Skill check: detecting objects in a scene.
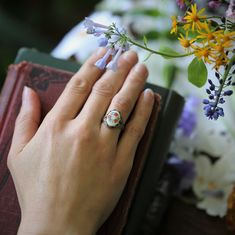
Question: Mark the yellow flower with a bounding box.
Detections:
[217,31,235,44]
[212,39,233,55]
[194,45,214,64]
[178,32,196,51]
[197,23,223,43]
[170,16,178,34]
[211,55,228,70]
[183,4,206,32]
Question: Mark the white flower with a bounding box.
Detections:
[193,156,235,217]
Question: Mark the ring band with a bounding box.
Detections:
[103,109,124,129]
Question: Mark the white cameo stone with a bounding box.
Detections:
[106,110,121,127]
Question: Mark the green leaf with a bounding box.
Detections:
[188,57,208,88]
[143,35,148,47]
[159,47,180,59]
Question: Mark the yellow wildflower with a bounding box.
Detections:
[217,31,235,43]
[211,55,228,70]
[178,32,196,51]
[183,4,206,31]
[170,16,178,34]
[197,23,223,43]
[194,46,214,64]
[212,39,233,55]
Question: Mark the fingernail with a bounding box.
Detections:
[144,88,154,100]
[134,63,148,77]
[123,50,137,62]
[22,86,31,106]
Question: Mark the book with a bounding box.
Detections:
[0,48,184,235]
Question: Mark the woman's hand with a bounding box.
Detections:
[7,49,154,235]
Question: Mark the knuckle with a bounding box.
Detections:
[113,96,131,113]
[126,124,144,140]
[129,73,145,86]
[43,114,65,134]
[92,80,114,97]
[67,77,90,95]
[76,123,94,143]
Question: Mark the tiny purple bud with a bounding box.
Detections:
[218,108,224,116]
[208,79,213,85]
[203,99,210,104]
[219,98,225,104]
[209,84,215,91]
[215,72,220,79]
[224,90,233,96]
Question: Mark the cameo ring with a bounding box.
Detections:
[103,109,124,129]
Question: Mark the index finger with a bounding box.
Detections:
[50,48,108,119]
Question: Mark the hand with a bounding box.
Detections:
[7,49,154,235]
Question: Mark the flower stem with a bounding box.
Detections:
[213,54,235,111]
[127,38,194,58]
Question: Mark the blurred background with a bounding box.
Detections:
[0,0,100,87]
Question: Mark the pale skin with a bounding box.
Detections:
[7,48,154,235]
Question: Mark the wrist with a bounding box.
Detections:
[18,216,95,235]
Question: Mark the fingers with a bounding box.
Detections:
[51,48,108,119]
[100,63,148,140]
[10,87,41,155]
[78,51,138,124]
[114,89,154,172]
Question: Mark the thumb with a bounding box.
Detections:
[11,86,41,154]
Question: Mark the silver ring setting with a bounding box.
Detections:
[103,109,124,129]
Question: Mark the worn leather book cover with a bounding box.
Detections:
[0,48,184,235]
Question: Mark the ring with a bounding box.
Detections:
[103,109,124,129]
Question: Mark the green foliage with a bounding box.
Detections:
[188,57,208,88]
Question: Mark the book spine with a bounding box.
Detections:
[0,63,27,139]
[123,89,184,235]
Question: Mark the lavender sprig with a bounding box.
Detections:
[203,54,235,120]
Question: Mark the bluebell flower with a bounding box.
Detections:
[84,17,109,31]
[84,18,130,71]
[95,48,113,70]
[106,47,123,71]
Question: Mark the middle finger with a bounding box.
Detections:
[77,50,138,124]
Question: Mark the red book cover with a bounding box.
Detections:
[0,62,161,235]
